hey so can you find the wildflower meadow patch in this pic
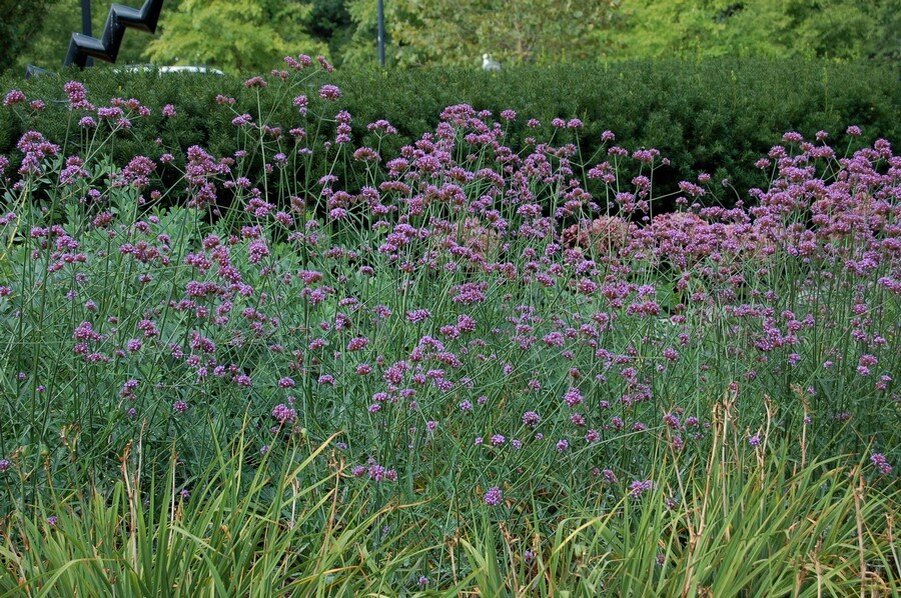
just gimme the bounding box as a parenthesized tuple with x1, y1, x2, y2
(0, 58, 897, 594)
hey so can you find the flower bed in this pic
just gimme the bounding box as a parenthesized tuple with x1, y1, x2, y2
(0, 59, 897, 594)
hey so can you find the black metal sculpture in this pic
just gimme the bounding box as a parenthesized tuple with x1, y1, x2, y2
(64, 0, 165, 69)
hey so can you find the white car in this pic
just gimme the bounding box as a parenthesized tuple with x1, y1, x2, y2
(112, 64, 225, 76)
(25, 63, 226, 81)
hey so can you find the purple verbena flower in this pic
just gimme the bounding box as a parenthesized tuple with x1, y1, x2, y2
(871, 453, 892, 475)
(483, 486, 503, 506)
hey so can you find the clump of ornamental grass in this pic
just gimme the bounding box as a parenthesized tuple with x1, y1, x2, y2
(2, 396, 895, 594)
(452, 396, 899, 596)
(0, 59, 897, 591)
(0, 423, 428, 595)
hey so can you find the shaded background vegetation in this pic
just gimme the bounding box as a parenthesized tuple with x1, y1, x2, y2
(2, 59, 897, 212)
(2, 0, 899, 75)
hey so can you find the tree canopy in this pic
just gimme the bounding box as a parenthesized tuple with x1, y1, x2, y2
(2, 0, 898, 75)
(356, 0, 620, 67)
(145, 0, 326, 73)
(608, 0, 900, 61)
(0, 0, 63, 72)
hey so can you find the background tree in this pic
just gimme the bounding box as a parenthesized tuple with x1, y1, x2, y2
(339, 0, 385, 66)
(145, 0, 326, 73)
(306, 0, 355, 65)
(868, 0, 901, 61)
(785, 0, 898, 60)
(341, 0, 620, 67)
(7, 0, 898, 75)
(0, 0, 62, 73)
(480, 0, 621, 63)
(608, 0, 900, 61)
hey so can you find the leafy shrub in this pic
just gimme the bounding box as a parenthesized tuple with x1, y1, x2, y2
(1, 58, 898, 210)
(0, 58, 898, 593)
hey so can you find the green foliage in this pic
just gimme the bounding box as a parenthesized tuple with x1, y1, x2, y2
(145, 0, 327, 73)
(307, 0, 356, 65)
(0, 427, 420, 594)
(1, 59, 897, 207)
(456, 423, 899, 596)
(2, 417, 897, 594)
(341, 0, 901, 67)
(0, 55, 898, 593)
(7, 0, 901, 74)
(610, 0, 901, 61)
(347, 0, 620, 67)
(0, 0, 62, 74)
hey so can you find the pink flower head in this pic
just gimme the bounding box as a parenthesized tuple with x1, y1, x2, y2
(483, 486, 503, 506)
(244, 76, 268, 88)
(3, 90, 26, 107)
(628, 479, 654, 498)
(317, 55, 335, 72)
(522, 411, 541, 426)
(293, 95, 309, 116)
(272, 403, 298, 424)
(870, 453, 892, 475)
(319, 85, 342, 100)
(562, 387, 583, 408)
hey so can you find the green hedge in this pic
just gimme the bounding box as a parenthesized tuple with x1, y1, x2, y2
(1, 58, 898, 206)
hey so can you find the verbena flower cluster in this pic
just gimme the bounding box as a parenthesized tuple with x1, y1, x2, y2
(0, 59, 896, 518)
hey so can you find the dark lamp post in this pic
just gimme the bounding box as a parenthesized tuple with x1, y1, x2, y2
(81, 0, 94, 66)
(377, 0, 385, 67)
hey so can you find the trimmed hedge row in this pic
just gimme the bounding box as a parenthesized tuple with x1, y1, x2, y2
(1, 58, 898, 207)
